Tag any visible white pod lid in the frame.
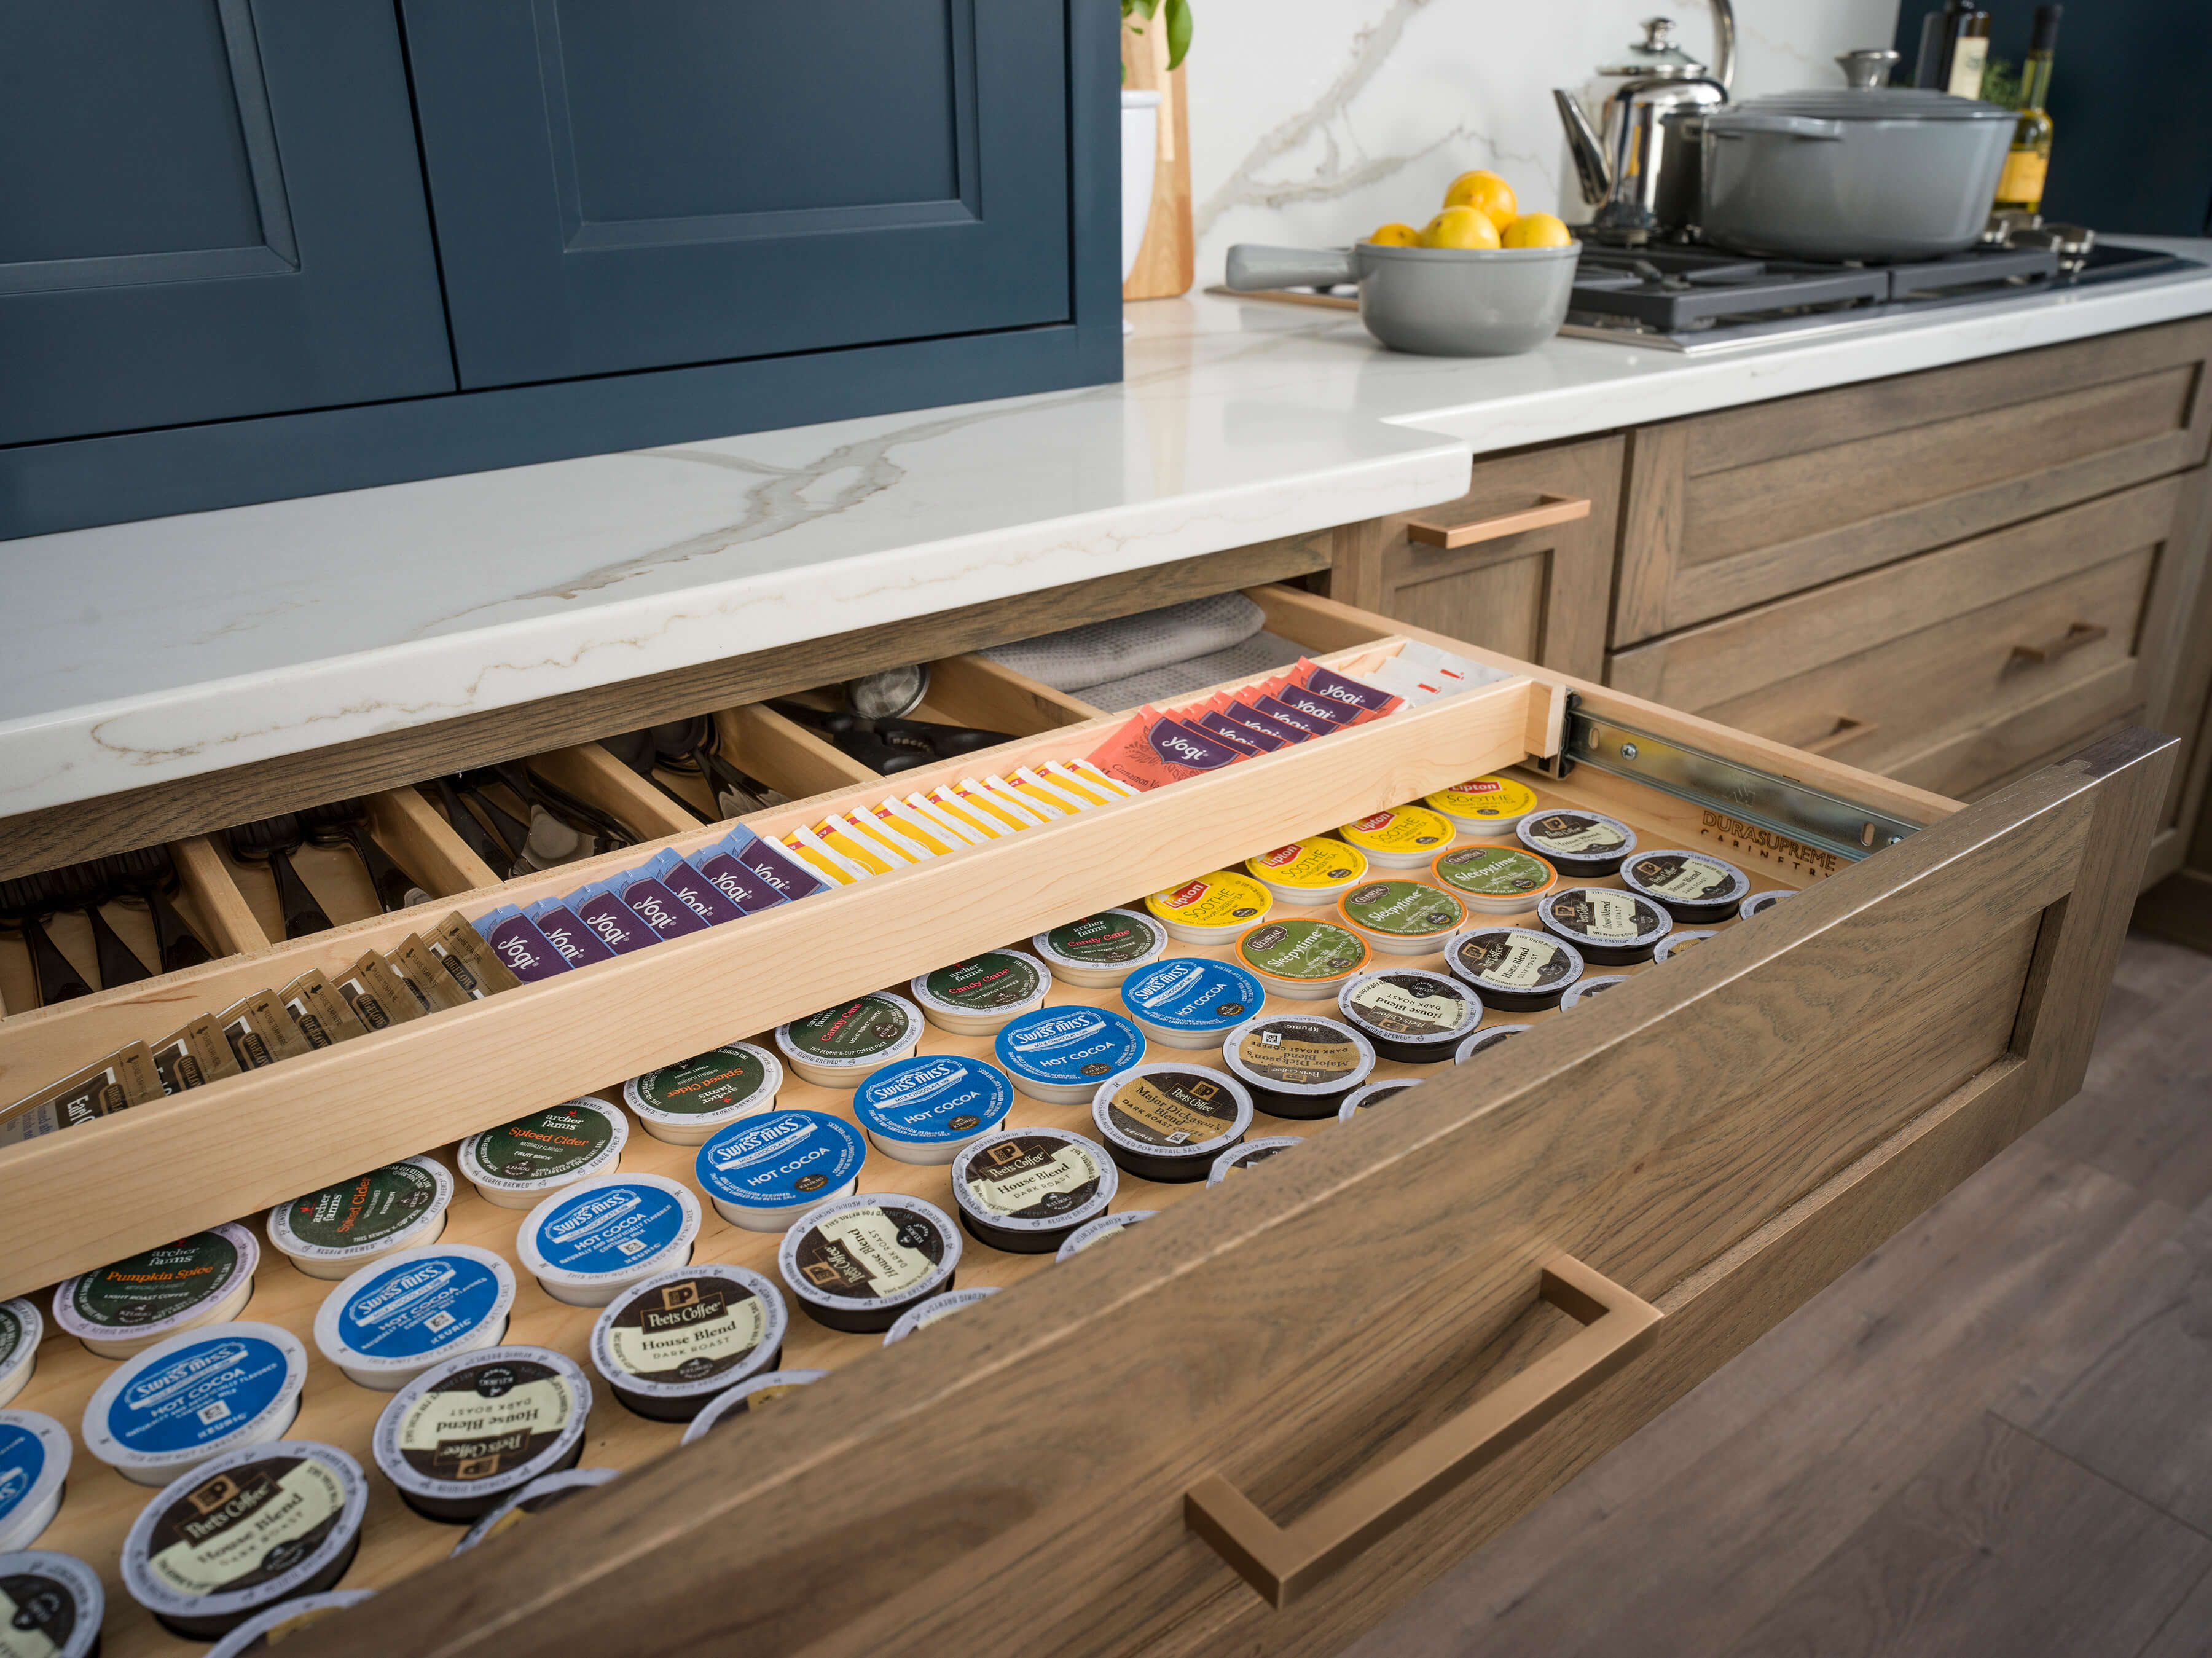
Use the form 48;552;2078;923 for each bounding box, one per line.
1338;1078;1424;1120
854;1055;1014;1154
0;1412;71;1553
52;1223;259;1348
587;1264;787;1407
1030;909;1167;980
1516;809;1637;866
1741;890;1794;919
1620;849;1751;914
84;1322;307;1485
1219;1013;1376;1099
882;1286;1001;1345
1536;887;1671;954
1456;1023;1535;1063
1560;975;1634;1009
451;1467;619;1557
1653;929;1719;962
0;1550;103;1658
457;1098;627;1200
694;1110;866;1223
1336;970;1484;1049
775;992;924;1073
680;1369;828;1446
518;1174;702;1302
1446;926;1586;1001
267;1155;453;1273
1054;1209;1158;1263
951;1127;1118;1238
206;1588;377;1656
120;1440;366;1627
778;1194;960;1319
314;1245;518;1385
1206;1136;1306;1187
1091;1064;1254;1161
621;1043;783;1133
372;1346;592;1509
0;1297;42;1405
909;953;1049;1024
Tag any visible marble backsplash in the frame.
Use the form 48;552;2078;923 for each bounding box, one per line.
1185;0;1900;285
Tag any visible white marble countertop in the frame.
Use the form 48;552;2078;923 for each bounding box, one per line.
7;238;2211;819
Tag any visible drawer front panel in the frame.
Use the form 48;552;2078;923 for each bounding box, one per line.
1615;319;2212;641
1609;474;2181;718
308;726;2176;1658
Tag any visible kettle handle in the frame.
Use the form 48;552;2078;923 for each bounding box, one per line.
1704;112;1846;140
1225;245;1362;292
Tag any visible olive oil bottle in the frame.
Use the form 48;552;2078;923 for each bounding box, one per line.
1994;6;2062;214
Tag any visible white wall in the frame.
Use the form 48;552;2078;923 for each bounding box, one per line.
1186;0;1902;284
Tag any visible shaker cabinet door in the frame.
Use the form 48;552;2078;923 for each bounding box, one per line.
402;0;1073;389
0;0;455;446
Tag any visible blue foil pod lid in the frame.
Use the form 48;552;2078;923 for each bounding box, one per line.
994;1007;1146;1087
695;1110;866;1211
854;1056;1013;1149
1118;957;1264;1034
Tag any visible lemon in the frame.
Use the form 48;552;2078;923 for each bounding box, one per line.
1443;170;1518;229
1418;206;1502;250
1502;211;1573;249
1366;222;1421;247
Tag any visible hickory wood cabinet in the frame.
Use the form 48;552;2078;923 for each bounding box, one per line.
1325;316;2212;894
0;568;2171;1657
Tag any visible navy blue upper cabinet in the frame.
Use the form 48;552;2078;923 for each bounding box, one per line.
402;0;1072;388
0;1;453;446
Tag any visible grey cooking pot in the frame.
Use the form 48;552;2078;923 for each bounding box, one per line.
1224;241;1581;356
1696;88;2015;261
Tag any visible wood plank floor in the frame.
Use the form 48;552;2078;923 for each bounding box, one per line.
1343;933;2212;1658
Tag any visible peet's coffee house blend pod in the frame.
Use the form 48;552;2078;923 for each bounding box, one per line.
1654;929;1717;963
1336;969;1483;1064
450;1468;618;1558
882;1287;1000;1346
1430;845;1557;914
1091;1064;1253;1182
1620;849;1751;925
205;1587;376;1655
1338;1078;1422;1120
589;1265;787;1421
775;992;924;1089
1220;1014;1375;1119
1206;1136;1304;1187
267;1156;453;1281
909;953;1048;1038
458;1098;626;1211
53;1223;259;1359
120;1440;366;1639
1741;890;1793;921
1537;886;1671;966
1336;879;1467;957
1030;909;1167;989
1517;809;1636;878
1054;1210;1157;1263
1234;917;1371;1001
680;1369;828;1446
0;1550;103;1658
621;1042;783;1145
1561;975;1633;1010
1457;1024;1534;1063
1446;927;1585;1012
950;1127;1117;1253
777;1195;962;1334
372;1346;592;1522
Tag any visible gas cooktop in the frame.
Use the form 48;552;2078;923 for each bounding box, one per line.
1561;240;2202;353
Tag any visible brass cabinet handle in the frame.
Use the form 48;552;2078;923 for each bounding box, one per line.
1405;493;1591;550
2009;621;2109;666
1802;716;1877;758
1184;1254;1661;1608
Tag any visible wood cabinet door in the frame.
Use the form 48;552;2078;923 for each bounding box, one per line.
0;0;453;446
1326;437;1622;683
402;0;1073;389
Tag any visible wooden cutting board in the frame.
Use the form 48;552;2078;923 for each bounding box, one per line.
1122;17;1193;300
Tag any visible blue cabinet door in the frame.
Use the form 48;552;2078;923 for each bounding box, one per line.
402;0;1072;388
0;0;453;446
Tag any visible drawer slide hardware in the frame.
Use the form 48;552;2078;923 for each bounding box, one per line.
1185;1254;1660;1608
1553;706;1921;862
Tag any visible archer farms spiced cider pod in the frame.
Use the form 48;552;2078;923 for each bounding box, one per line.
621;1042;783;1145
266;1155;454;1281
1516;809;1637;878
457;1098;627;1211
372;1346;592;1522
588;1264;788;1421
1537;886;1672;966
774;992;924;1088
1620;849;1752;925
950;1127;1118;1254
1090;1064;1253;1183
1446;927;1585;1012
777;1194;962;1334
1219;1014;1375;1120
52;1224;260;1360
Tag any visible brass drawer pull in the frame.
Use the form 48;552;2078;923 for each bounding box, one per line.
1406;493;1591;550
2009;621;2109;666
1184;1253;1661;1607
1802;717;1877;758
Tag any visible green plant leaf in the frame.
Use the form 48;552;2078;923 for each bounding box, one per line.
1164;0;1193;68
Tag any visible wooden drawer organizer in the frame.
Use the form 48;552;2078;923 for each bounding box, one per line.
0;589;2172;1658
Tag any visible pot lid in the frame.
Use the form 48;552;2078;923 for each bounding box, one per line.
1599;15;1708;77
1720;87;2015;122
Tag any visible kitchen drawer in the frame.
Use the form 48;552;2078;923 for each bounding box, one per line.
1609;475;2184;796
0;590;2170;1658
1325;436;1623;682
1615;318;2212;642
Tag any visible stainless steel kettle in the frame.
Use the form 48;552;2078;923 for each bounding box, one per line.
1555;9;1735;238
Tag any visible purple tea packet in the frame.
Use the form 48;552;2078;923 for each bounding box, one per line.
1269;684;1358;729
618;870;712;940
1250;694;1338;739
1221;697;1308;746
1195;711;1276;755
1292;658;1406;724
571;879;659;954
524;898;618;967
714;827;828;905
646;848;746;925
476;905;571;983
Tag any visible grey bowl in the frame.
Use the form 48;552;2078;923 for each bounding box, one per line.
1226;241;1581;356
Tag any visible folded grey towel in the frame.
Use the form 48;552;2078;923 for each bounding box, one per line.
1078;632;1308;713
984;592;1268;692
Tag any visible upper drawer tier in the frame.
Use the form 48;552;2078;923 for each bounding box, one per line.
1614;318;2212;643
